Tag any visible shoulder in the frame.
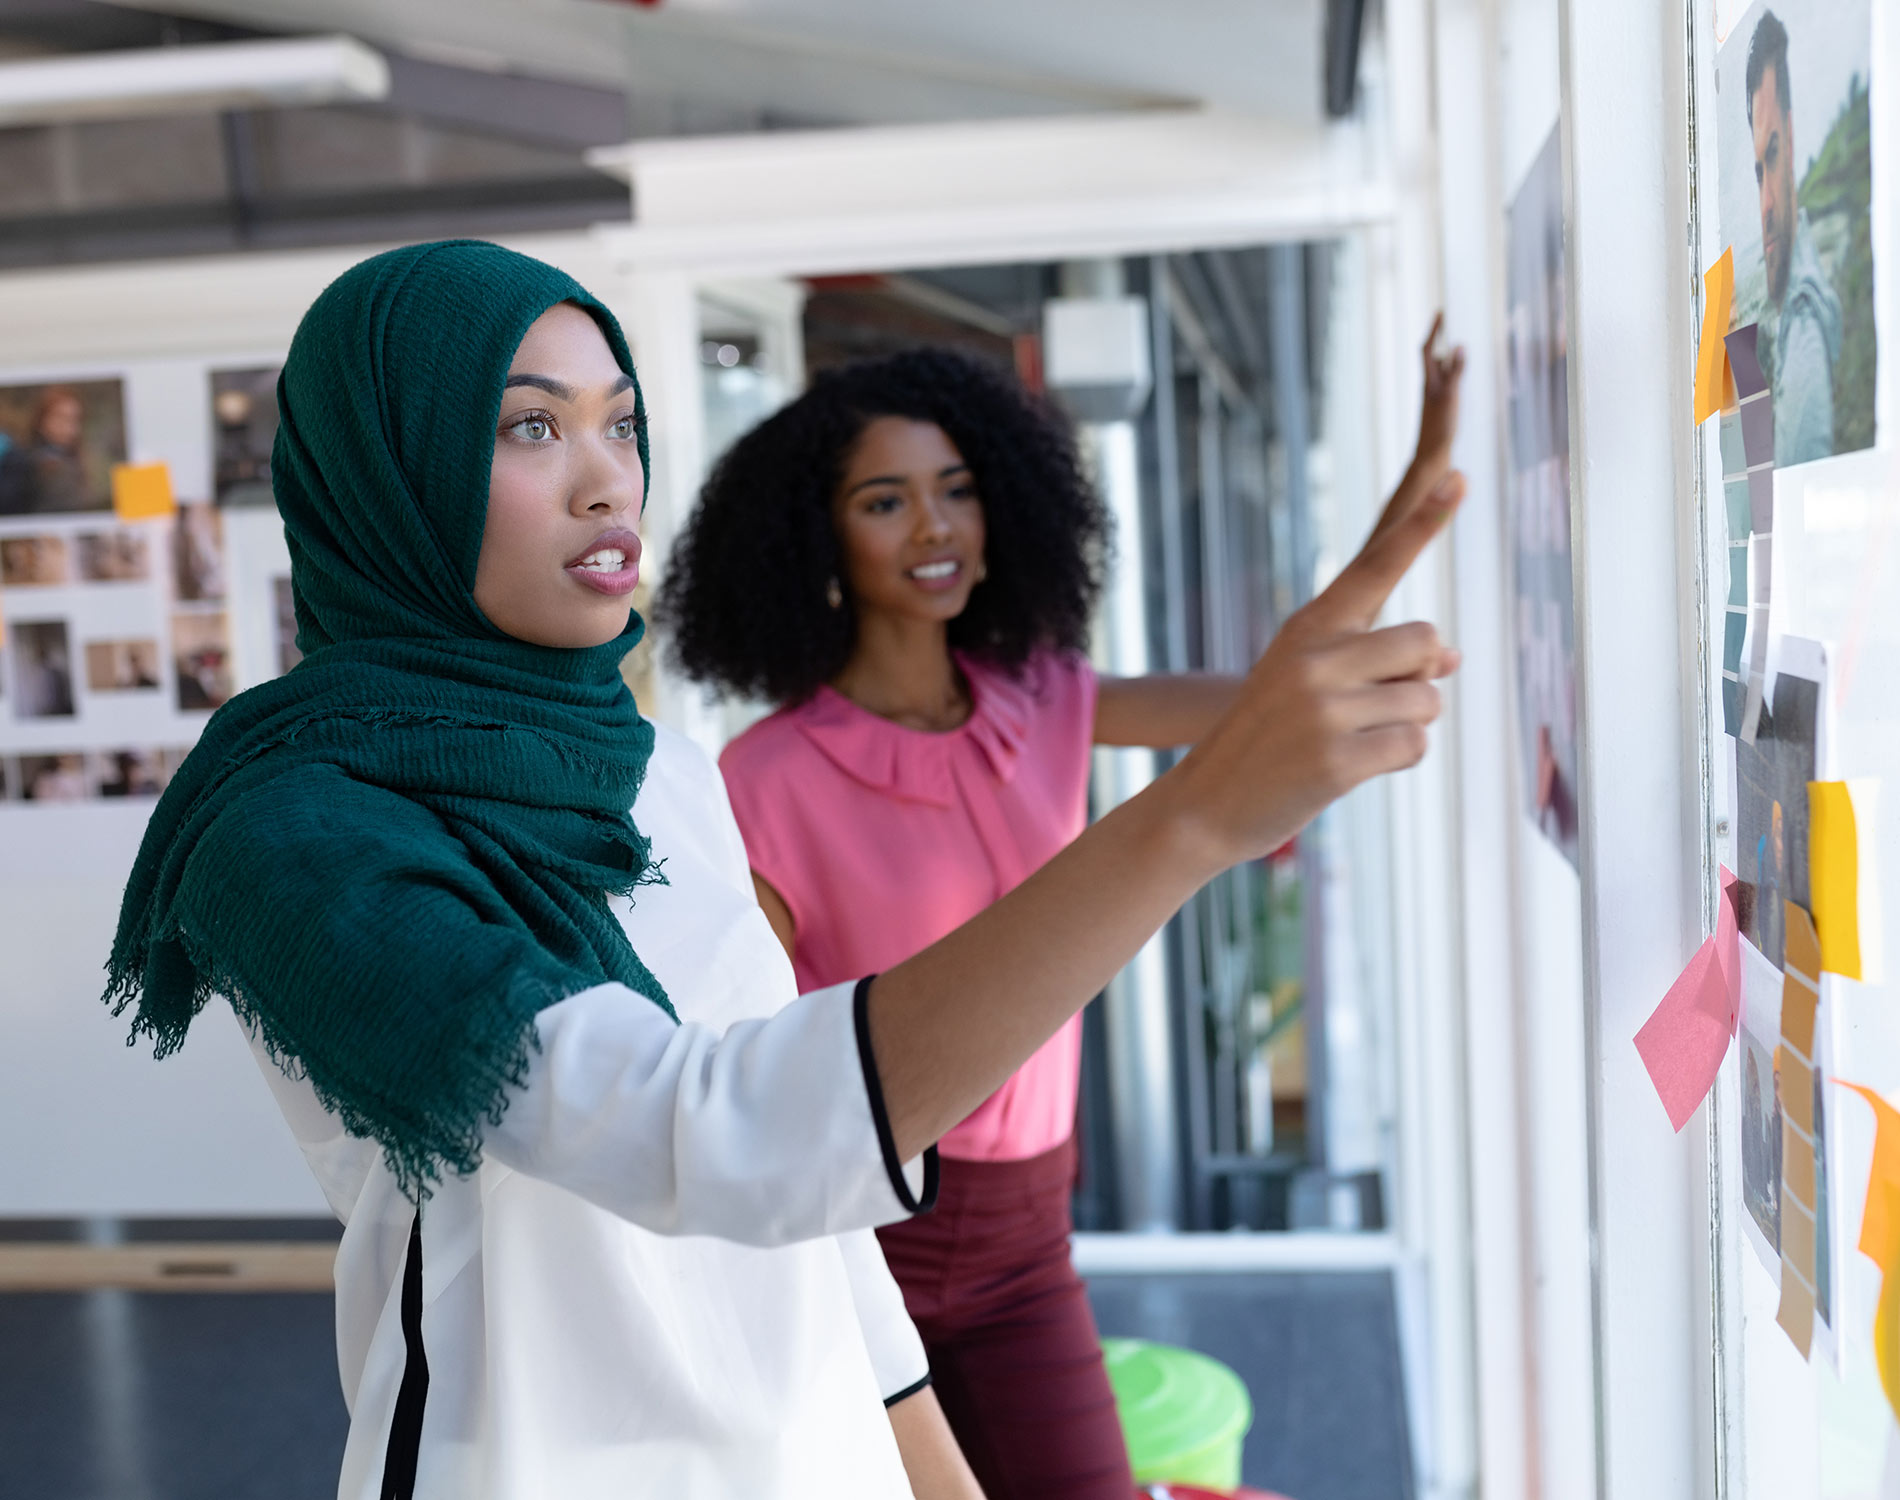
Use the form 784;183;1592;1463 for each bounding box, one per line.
717;702;824;790
1012;648;1098;721
644;720;728;814
198;761;435;870
638;720;753;892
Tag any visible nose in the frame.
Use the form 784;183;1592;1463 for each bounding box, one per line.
914;493;953;542
568;432;642;522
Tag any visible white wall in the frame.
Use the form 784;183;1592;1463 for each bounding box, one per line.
0;231;626;1216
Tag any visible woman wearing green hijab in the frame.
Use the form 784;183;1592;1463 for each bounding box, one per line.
106;240;1460;1498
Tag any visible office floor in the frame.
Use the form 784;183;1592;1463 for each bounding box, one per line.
0;1269;1411;1500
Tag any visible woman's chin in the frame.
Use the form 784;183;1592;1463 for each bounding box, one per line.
863;587;977;625
490;603;632;650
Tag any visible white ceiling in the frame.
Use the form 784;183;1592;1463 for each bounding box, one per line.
105;0;1328;128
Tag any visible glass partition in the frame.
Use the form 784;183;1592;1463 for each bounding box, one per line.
679;238;1397;1233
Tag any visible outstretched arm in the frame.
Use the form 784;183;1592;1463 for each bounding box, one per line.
870;471;1464;1162
1088;314;1465;752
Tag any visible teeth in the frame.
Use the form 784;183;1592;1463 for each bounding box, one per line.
910;561;957;580
575;549;626;572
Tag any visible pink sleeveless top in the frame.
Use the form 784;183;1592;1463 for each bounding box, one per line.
719;651;1097;1162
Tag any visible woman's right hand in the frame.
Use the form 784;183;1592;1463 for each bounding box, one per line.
1162;468;1465;872
1367;315;1467;545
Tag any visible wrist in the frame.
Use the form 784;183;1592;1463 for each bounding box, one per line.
1121;761;1238;889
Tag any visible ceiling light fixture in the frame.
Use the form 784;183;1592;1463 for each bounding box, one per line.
0;35;390;128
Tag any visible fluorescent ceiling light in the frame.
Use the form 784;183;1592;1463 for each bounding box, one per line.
0;35;390;127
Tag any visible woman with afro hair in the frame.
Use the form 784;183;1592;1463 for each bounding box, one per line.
662;332;1463;1498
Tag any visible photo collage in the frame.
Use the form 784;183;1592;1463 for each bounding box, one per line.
0;366;286;805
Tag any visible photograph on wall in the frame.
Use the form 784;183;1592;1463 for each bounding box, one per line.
84;638;161;693
93;748;173;799
0;534;72;588
173;502;226;603
1506;127;1580;868
1808;988;1838;1355
272;575;302;675
1740;938;1786;1273
171;610;232;711
1718;0;1876;466
10;619;75;720
1733;643;1822;968
76;530;151;583
211;367;282;508
0;380;127;515
15;751;90;801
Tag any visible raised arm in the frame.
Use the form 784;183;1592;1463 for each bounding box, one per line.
870;470;1464;1161
1092;672;1242;748
1090;315;1465;752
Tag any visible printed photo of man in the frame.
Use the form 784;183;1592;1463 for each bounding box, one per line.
1747;11;1843;466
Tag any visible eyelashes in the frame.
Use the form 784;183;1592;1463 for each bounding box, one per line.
499;407;644;446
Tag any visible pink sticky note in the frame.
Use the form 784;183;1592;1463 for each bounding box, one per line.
1718;865;1742;1035
1636;937;1732;1131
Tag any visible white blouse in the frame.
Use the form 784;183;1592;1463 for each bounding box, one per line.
248;723;936;1500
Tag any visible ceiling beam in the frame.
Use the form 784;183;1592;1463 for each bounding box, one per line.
102;0;1185;126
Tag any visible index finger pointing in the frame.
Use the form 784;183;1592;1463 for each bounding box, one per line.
1306;470;1464;632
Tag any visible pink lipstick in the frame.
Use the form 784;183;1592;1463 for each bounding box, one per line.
565;528;642;597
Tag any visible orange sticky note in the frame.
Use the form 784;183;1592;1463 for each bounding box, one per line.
1695;249;1736;424
1777;1260;1816;1355
1843;1081;1900;1421
1782;902;1822;1056
1843;1083;1900;1267
111;462;176;521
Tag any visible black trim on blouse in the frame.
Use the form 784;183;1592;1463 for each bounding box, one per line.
379;1212;430;1500
882;1372;935;1409
852;975;940;1215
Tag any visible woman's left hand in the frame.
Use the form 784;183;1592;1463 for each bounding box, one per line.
888;1387;987;1500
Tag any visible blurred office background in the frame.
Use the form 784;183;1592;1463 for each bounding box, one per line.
0;1;1605;1497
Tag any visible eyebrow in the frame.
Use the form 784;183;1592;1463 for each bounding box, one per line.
503;373;636;401
845;463;971;498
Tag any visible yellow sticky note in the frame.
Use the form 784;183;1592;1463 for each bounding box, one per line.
1880;1261;1900;1425
1812;780;1883;981
111;462;176;521
1695;249;1735;424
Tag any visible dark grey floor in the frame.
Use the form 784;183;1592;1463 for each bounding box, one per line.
0;1291;347;1500
0;1271;1409;1500
1088;1272;1413;1500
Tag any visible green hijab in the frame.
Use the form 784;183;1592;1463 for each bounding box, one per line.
106;241;672;1198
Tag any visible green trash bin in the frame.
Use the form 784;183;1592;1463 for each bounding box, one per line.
1102;1337;1254;1490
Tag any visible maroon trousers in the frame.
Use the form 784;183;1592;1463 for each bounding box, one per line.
875;1138;1134;1500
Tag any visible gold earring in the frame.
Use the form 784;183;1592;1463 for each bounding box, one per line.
974;559;988;583
826;576;843;609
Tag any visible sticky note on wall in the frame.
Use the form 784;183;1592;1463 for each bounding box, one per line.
1634;870;1745;1132
1841;1082;1900;1423
111;462;176;521
1776;901;1824;1357
1811;780;1883;982
1635;938;1732;1130
1695;250;1735;424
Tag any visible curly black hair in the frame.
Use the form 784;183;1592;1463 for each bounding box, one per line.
658;346;1109;705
